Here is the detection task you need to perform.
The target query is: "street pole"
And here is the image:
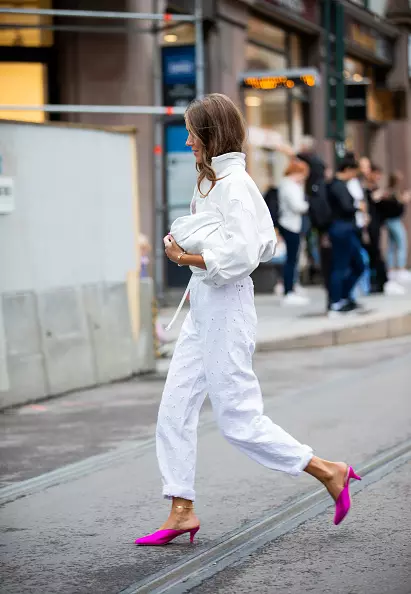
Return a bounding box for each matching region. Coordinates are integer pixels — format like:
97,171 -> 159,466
335,0 -> 345,161
324,0 -> 346,166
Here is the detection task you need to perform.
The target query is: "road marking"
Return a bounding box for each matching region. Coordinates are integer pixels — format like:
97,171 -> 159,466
1,350 -> 411,506
119,438 -> 411,594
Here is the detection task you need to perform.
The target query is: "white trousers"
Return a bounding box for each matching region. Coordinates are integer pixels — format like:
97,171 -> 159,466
156,276 -> 313,501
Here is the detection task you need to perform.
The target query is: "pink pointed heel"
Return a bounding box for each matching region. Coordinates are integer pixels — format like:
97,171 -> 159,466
135,526 -> 200,546
334,466 -> 361,525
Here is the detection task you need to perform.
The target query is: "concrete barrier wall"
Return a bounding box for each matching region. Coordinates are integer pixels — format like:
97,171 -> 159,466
0,121 -> 155,408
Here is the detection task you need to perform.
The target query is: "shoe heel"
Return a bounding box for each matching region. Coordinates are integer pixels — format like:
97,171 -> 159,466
349,467 -> 361,481
190,526 -> 200,543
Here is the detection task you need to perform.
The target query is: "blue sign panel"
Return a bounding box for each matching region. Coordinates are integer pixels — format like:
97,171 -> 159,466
162,45 -> 196,107
162,45 -> 195,84
166,124 -> 191,153
165,124 -> 197,287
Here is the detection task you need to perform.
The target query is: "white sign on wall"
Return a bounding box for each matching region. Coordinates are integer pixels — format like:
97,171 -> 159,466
0,177 -> 14,214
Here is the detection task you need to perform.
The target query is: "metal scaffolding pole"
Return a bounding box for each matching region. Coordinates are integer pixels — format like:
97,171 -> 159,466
0,23 -> 156,34
0,105 -> 186,115
195,0 -> 205,99
0,7 -> 195,21
153,0 -> 166,303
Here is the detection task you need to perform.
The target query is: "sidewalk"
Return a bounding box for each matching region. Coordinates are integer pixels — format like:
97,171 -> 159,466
158,286 -> 411,355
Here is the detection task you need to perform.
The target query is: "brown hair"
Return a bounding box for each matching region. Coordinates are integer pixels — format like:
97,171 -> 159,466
185,93 -> 246,196
284,159 -> 309,178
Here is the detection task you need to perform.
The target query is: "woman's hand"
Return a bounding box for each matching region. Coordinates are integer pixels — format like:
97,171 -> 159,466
371,189 -> 384,202
401,190 -> 411,204
163,234 -> 185,264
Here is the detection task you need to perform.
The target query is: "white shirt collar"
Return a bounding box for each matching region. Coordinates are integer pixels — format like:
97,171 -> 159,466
211,152 -> 246,176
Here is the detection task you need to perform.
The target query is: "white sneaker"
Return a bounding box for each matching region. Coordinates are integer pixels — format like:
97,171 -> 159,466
274,282 -> 285,296
282,292 -> 310,306
395,270 -> 411,284
384,280 -> 406,296
294,284 -> 307,296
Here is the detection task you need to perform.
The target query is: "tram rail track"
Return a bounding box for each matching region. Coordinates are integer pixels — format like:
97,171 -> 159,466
120,438 -> 411,594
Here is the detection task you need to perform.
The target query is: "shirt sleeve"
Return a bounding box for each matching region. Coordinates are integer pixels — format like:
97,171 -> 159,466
282,182 -> 309,214
201,195 -> 264,287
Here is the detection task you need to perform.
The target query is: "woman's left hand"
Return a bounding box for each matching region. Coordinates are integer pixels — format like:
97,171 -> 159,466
163,234 -> 184,264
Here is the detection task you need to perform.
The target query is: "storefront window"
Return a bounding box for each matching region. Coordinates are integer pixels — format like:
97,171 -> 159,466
248,17 -> 286,51
244,18 -> 307,191
344,57 -> 365,82
0,2 -> 51,123
162,23 -> 195,46
0,0 -> 53,47
244,37 -> 306,190
246,43 -> 286,71
0,62 -> 46,122
290,34 -> 302,68
246,89 -> 289,192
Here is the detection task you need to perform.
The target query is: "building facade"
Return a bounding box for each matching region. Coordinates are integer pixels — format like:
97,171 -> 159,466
1,0 -> 411,286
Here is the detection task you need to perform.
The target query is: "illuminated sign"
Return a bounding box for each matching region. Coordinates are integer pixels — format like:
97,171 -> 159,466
240,69 -> 320,90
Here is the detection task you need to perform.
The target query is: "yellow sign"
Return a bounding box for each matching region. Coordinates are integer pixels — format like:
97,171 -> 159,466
243,74 -> 316,90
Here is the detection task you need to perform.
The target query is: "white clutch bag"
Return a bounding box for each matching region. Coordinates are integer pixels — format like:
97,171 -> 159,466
169,212 -> 224,254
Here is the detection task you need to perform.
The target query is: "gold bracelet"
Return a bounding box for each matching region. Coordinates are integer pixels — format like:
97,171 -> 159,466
177,252 -> 186,267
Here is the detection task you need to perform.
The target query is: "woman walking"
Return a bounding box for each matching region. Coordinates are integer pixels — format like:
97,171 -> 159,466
135,94 -> 360,546
278,159 -> 310,306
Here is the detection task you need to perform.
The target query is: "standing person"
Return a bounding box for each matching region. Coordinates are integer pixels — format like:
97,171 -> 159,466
379,171 -> 411,284
278,159 -> 310,306
365,165 -> 405,296
135,94 -> 360,547
276,136 -> 333,308
296,138 -> 333,302
346,155 -> 371,298
327,154 -> 365,316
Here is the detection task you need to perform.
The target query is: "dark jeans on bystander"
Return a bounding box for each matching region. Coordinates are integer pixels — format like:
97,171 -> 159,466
278,225 -> 301,295
366,220 -> 387,293
328,220 -> 365,306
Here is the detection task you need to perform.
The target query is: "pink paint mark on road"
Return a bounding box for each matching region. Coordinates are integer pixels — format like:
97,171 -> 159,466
29,405 -> 47,412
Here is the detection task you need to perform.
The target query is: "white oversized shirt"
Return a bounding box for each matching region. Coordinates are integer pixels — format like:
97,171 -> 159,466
174,152 -> 277,287
166,153 -> 276,330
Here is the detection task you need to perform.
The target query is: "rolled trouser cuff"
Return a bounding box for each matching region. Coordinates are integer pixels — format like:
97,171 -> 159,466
162,484 -> 196,501
289,446 -> 314,476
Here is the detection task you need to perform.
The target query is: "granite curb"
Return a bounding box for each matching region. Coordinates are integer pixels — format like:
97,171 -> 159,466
256,312 -> 411,352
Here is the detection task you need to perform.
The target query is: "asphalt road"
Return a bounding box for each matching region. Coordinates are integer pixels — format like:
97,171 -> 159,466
191,460 -> 411,594
1,336 -> 411,594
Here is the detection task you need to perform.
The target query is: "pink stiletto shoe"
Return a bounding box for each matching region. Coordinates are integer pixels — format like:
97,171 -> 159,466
135,526 -> 200,546
334,466 -> 361,525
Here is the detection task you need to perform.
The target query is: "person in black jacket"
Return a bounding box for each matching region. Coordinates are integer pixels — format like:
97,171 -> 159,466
327,154 -> 365,315
289,136 -> 333,304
